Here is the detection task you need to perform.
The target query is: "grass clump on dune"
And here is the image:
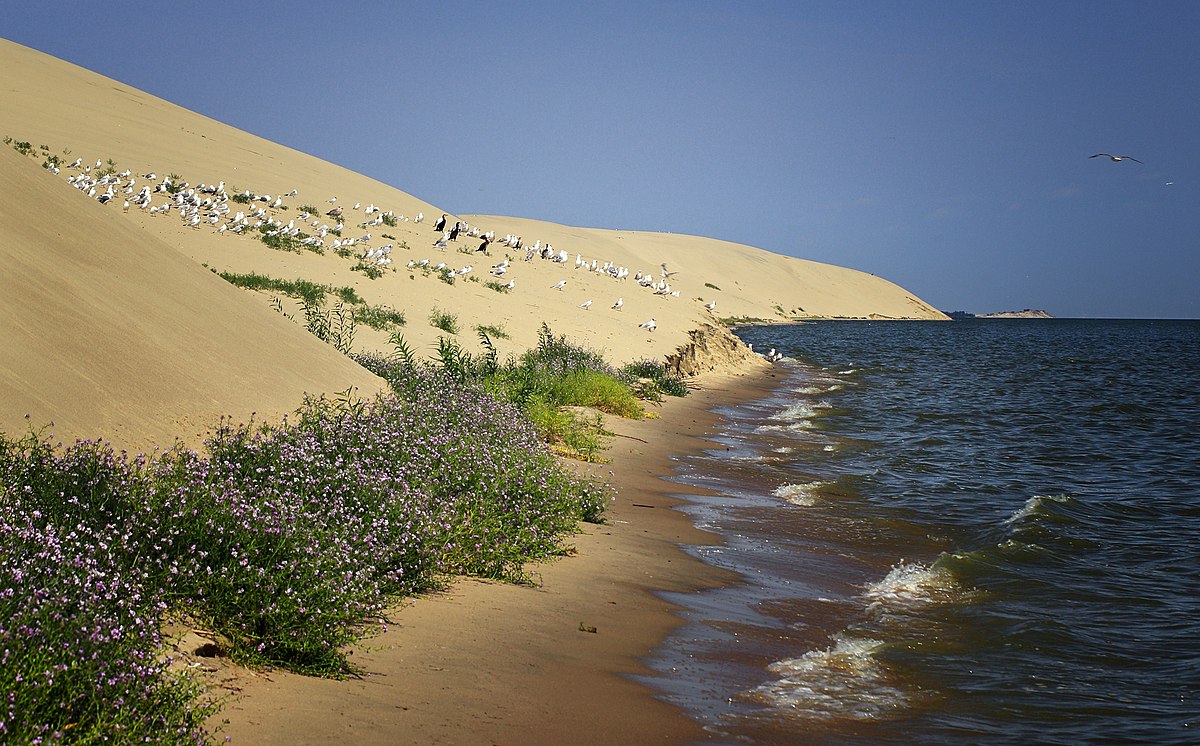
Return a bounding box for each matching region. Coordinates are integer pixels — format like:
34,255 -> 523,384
216,270 -> 361,306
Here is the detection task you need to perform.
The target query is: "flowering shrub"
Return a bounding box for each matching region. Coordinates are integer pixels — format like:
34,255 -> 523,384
0,438 -> 214,744
0,367 -> 610,738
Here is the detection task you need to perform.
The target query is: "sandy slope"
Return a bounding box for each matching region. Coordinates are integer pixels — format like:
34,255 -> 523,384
0,37 -> 944,420
0,145 -> 385,451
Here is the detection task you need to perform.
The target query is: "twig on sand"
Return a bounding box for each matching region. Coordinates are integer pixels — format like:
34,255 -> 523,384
612,432 -> 649,443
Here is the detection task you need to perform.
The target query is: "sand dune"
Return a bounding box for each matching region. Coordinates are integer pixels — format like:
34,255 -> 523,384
0,145 -> 385,451
1,37 -> 944,449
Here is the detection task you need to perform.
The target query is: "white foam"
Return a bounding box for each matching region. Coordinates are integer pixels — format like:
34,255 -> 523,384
771,482 -> 825,507
771,400 -> 833,423
751,634 -> 908,720
862,562 -> 965,616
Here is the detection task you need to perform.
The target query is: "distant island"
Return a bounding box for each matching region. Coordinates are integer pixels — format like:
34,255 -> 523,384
944,309 -> 1054,320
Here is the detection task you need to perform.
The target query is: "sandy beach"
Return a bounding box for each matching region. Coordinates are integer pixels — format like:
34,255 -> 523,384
200,366 -> 778,744
0,37 -> 945,744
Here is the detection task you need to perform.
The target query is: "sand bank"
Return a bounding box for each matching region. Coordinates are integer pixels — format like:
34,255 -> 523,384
199,363 -> 778,744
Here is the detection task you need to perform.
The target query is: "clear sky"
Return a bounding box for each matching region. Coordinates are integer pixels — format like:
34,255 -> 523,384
5,1 -> 1198,318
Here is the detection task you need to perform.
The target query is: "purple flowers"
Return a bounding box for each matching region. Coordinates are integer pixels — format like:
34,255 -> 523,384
1,363 -> 609,739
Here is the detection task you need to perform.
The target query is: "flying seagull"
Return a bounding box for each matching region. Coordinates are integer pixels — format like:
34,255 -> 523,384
1090,153 -> 1142,164
661,263 -> 678,279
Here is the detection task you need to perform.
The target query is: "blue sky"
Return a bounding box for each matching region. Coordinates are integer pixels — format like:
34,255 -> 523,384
6,1 -> 1197,317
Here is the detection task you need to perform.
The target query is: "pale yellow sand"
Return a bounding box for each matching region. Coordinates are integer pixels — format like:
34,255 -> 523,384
1,36 -> 943,449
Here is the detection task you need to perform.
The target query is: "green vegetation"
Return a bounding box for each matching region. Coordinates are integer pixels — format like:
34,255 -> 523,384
705,282 -> 721,291
719,315 -> 770,326
429,307 -> 460,334
353,304 -> 406,331
299,203 -> 320,215
475,324 -> 510,340
216,270 -> 362,306
351,260 -> 385,279
381,214 -> 398,227
485,280 -> 512,293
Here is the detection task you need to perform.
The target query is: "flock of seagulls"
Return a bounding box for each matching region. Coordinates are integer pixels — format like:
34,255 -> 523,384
52,155 -> 735,341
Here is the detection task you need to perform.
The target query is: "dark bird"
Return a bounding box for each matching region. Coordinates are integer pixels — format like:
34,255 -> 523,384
476,238 -> 490,254
448,224 -> 460,241
433,214 -> 447,232
1090,153 -> 1142,163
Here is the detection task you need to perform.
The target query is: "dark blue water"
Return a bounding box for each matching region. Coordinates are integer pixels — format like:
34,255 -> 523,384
645,319 -> 1200,745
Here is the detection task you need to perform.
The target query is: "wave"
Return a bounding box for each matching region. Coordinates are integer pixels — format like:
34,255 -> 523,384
863,561 -> 971,617
772,481 -> 826,507
750,634 -> 909,720
1004,494 -> 1074,526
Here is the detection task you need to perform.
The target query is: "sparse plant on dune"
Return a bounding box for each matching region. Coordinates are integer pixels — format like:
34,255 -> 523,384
381,214 -> 398,227
352,260 -> 384,279
302,299 -> 356,353
429,307 -> 459,334
705,282 -> 721,291
353,304 -> 406,331
475,324 -> 510,340
299,203 -> 320,215
485,280 -> 511,293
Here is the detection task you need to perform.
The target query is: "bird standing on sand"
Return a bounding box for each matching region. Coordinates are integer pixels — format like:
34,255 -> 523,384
579,300 -> 593,310
1090,153 -> 1142,163
704,300 -> 717,312
551,280 -> 568,290
639,318 -> 657,332
612,297 -> 623,311
434,214 -> 447,232
476,238 -> 490,254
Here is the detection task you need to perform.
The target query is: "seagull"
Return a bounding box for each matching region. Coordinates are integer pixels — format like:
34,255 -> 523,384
1090,153 -> 1142,164
579,300 -> 593,310
704,300 -> 717,312
551,280 -> 567,290
612,297 -> 623,310
661,263 -> 678,279
503,279 -> 516,290
434,214 -> 447,232
638,318 -> 657,332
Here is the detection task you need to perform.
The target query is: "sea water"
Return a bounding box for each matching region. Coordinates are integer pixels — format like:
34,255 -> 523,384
643,319 -> 1199,745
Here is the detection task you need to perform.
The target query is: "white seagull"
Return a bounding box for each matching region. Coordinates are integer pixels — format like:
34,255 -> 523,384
638,318 -> 657,332
1090,153 -> 1142,164
704,300 -> 717,312
579,300 -> 593,310
660,263 -> 678,279
612,297 -> 623,310
551,280 -> 567,290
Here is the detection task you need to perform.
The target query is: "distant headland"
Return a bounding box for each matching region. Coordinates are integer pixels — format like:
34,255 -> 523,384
944,309 -> 1054,320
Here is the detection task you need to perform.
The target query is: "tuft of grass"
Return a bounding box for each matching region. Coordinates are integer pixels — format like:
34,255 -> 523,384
485,280 -> 511,293
475,324 -> 510,340
299,204 -> 320,215
353,304 -> 406,331
704,282 -> 721,291
429,307 -> 459,334
352,261 -> 385,279
381,214 -> 397,227
619,359 -> 689,400
218,271 -> 364,306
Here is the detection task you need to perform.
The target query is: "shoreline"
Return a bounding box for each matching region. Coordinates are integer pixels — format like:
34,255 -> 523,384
208,362 -> 779,744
